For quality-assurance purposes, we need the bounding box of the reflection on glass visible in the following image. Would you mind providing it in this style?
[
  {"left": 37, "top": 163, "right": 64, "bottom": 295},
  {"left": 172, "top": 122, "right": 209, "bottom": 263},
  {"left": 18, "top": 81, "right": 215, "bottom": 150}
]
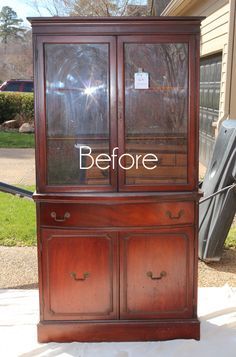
[
  {"left": 124, "top": 43, "right": 188, "bottom": 185},
  {"left": 45, "top": 43, "right": 109, "bottom": 186}
]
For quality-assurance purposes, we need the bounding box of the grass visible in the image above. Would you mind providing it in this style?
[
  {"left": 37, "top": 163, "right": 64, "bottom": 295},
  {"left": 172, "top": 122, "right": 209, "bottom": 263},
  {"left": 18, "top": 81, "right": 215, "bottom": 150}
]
[
  {"left": 0, "top": 185, "right": 36, "bottom": 246},
  {"left": 225, "top": 226, "right": 236, "bottom": 249},
  {"left": 0, "top": 131, "right": 35, "bottom": 148}
]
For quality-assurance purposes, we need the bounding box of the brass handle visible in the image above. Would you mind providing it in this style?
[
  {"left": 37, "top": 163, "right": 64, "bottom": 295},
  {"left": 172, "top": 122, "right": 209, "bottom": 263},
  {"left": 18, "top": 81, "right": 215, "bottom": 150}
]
[
  {"left": 50, "top": 211, "right": 70, "bottom": 222},
  {"left": 146, "top": 271, "right": 167, "bottom": 280},
  {"left": 70, "top": 272, "right": 90, "bottom": 281},
  {"left": 166, "top": 209, "right": 184, "bottom": 220}
]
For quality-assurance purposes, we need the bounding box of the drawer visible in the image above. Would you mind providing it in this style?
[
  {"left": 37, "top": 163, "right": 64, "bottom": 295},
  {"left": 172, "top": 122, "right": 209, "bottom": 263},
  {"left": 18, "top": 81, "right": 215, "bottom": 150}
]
[{"left": 40, "top": 201, "right": 194, "bottom": 227}]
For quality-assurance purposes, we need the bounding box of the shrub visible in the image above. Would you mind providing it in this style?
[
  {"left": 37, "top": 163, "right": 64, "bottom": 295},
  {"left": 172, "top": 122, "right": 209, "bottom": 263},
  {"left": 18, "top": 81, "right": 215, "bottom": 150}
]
[
  {"left": 21, "top": 93, "right": 34, "bottom": 122},
  {"left": 0, "top": 92, "right": 34, "bottom": 125}
]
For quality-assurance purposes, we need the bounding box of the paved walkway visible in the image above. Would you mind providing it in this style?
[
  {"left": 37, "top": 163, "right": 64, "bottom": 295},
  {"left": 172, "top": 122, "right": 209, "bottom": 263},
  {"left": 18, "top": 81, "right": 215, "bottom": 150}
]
[{"left": 0, "top": 148, "right": 35, "bottom": 185}]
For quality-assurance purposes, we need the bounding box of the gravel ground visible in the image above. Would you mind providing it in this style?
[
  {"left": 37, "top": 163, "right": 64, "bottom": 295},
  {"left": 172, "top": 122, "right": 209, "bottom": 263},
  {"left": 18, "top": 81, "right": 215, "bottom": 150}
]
[
  {"left": 198, "top": 248, "right": 236, "bottom": 286},
  {"left": 0, "top": 246, "right": 38, "bottom": 289},
  {"left": 0, "top": 246, "right": 235, "bottom": 288}
]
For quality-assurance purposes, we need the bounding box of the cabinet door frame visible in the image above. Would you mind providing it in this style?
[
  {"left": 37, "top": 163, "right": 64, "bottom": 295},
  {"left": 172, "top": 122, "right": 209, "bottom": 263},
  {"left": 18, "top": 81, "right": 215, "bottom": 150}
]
[
  {"left": 34, "top": 35, "right": 117, "bottom": 193},
  {"left": 119, "top": 227, "right": 195, "bottom": 319},
  {"left": 40, "top": 228, "right": 119, "bottom": 320},
  {"left": 117, "top": 34, "right": 199, "bottom": 192}
]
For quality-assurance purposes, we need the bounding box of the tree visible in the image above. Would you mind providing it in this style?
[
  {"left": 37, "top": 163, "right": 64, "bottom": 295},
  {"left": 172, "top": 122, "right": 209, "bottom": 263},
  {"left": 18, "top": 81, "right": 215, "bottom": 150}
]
[
  {"left": 71, "top": 0, "right": 147, "bottom": 16},
  {"left": 27, "top": 0, "right": 151, "bottom": 17},
  {"left": 0, "top": 6, "right": 26, "bottom": 45},
  {"left": 0, "top": 29, "right": 33, "bottom": 81},
  {"left": 26, "top": 0, "right": 71, "bottom": 16}
]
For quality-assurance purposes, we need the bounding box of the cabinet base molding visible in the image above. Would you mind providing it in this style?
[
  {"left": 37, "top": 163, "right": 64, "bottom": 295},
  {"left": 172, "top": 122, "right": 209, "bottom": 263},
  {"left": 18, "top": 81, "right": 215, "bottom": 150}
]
[{"left": 38, "top": 319, "right": 200, "bottom": 342}]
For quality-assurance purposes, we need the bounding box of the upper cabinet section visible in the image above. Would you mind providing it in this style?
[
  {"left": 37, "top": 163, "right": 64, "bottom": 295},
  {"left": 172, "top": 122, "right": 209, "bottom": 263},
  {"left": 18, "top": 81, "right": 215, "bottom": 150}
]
[{"left": 30, "top": 17, "right": 202, "bottom": 193}]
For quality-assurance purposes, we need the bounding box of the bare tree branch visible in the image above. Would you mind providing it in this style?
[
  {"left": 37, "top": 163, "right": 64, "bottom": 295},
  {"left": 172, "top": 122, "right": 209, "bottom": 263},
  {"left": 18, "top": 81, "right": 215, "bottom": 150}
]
[
  {"left": 102, "top": 0, "right": 111, "bottom": 16},
  {"left": 25, "top": 0, "right": 71, "bottom": 16},
  {"left": 26, "top": 0, "right": 150, "bottom": 17},
  {"left": 120, "top": 0, "right": 130, "bottom": 16}
]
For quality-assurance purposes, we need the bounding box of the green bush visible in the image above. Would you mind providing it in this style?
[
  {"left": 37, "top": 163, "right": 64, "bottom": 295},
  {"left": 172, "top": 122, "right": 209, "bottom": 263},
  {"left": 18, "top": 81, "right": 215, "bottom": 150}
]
[{"left": 0, "top": 92, "right": 34, "bottom": 124}]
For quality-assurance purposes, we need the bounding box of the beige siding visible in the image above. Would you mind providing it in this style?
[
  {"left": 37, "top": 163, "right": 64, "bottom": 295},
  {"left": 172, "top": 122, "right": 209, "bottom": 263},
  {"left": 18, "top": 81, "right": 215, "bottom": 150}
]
[
  {"left": 200, "top": 10, "right": 229, "bottom": 37},
  {"left": 228, "top": 3, "right": 236, "bottom": 119},
  {"left": 201, "top": 4, "right": 230, "bottom": 126},
  {"left": 177, "top": 1, "right": 230, "bottom": 123},
  {"left": 200, "top": 4, "right": 230, "bottom": 56},
  {"left": 219, "top": 43, "right": 228, "bottom": 119},
  {"left": 161, "top": 0, "right": 236, "bottom": 123}
]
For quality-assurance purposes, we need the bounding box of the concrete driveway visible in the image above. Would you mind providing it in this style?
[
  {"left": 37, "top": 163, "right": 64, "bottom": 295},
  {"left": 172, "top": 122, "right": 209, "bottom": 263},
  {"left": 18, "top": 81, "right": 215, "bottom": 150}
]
[{"left": 0, "top": 148, "right": 35, "bottom": 186}]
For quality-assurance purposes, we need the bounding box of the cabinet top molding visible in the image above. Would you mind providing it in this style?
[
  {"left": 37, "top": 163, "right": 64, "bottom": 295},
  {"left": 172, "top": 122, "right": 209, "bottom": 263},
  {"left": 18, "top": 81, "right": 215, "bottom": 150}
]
[
  {"left": 27, "top": 16, "right": 204, "bottom": 35},
  {"left": 27, "top": 16, "right": 204, "bottom": 23}
]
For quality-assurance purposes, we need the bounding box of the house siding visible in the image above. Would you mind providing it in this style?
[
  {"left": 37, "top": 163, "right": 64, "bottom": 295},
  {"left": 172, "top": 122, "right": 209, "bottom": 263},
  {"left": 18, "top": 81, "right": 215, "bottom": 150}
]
[
  {"left": 163, "top": 1, "right": 230, "bottom": 122},
  {"left": 200, "top": 4, "right": 230, "bottom": 120},
  {"left": 160, "top": 0, "right": 236, "bottom": 122}
]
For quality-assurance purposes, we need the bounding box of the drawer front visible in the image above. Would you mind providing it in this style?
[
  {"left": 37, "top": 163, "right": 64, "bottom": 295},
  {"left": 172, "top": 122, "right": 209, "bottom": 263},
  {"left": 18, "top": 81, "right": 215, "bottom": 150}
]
[
  {"left": 120, "top": 228, "right": 194, "bottom": 319},
  {"left": 40, "top": 201, "right": 194, "bottom": 228},
  {"left": 41, "top": 229, "right": 118, "bottom": 320}
]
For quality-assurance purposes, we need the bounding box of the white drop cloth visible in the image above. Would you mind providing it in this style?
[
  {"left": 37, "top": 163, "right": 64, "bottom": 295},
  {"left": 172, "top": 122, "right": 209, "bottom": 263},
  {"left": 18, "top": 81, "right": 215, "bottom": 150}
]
[{"left": 0, "top": 286, "right": 236, "bottom": 357}]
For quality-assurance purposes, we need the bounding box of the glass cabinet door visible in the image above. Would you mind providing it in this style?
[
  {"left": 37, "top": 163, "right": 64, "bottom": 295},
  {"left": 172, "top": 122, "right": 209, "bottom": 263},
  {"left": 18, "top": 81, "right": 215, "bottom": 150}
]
[
  {"left": 38, "top": 36, "right": 117, "bottom": 191},
  {"left": 118, "top": 36, "right": 196, "bottom": 191}
]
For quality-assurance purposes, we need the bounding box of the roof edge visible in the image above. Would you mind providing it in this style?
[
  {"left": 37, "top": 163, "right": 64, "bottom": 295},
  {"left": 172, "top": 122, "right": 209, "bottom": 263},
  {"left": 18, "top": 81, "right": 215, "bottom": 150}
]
[{"left": 161, "top": 0, "right": 199, "bottom": 16}]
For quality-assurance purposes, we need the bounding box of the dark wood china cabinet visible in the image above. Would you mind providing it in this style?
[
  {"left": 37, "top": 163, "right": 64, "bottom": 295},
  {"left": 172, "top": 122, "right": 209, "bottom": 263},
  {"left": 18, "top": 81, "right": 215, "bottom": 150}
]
[{"left": 29, "top": 16, "right": 203, "bottom": 342}]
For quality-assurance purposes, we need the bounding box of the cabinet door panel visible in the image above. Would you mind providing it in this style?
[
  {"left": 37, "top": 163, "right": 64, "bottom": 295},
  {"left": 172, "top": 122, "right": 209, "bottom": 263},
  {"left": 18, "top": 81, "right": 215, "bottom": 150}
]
[
  {"left": 41, "top": 229, "right": 118, "bottom": 320},
  {"left": 118, "top": 35, "right": 197, "bottom": 191},
  {"left": 36, "top": 36, "right": 117, "bottom": 192},
  {"left": 120, "top": 228, "right": 194, "bottom": 319}
]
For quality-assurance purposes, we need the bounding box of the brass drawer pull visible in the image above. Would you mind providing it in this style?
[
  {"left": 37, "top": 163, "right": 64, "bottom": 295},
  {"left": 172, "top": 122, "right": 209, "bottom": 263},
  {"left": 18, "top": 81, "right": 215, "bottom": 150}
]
[
  {"left": 50, "top": 211, "right": 70, "bottom": 222},
  {"left": 146, "top": 271, "right": 167, "bottom": 280},
  {"left": 166, "top": 209, "right": 184, "bottom": 220},
  {"left": 70, "top": 272, "right": 90, "bottom": 281}
]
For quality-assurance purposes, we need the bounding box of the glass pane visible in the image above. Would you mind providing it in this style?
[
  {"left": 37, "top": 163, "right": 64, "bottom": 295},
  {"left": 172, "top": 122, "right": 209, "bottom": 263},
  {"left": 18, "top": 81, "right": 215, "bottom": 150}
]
[
  {"left": 24, "top": 82, "right": 34, "bottom": 92},
  {"left": 45, "top": 43, "right": 110, "bottom": 186},
  {"left": 124, "top": 43, "right": 188, "bottom": 185},
  {"left": 5, "top": 83, "right": 21, "bottom": 91}
]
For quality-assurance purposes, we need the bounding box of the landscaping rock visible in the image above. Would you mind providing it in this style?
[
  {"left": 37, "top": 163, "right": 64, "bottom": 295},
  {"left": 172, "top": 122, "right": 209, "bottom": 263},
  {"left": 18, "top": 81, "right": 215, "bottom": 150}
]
[
  {"left": 19, "top": 122, "right": 35, "bottom": 133},
  {"left": 2, "top": 119, "right": 19, "bottom": 129}
]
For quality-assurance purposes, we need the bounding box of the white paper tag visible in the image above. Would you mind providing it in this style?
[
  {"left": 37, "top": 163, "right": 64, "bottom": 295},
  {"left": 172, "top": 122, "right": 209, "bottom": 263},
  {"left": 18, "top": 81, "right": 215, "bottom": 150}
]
[{"left": 134, "top": 72, "right": 149, "bottom": 89}]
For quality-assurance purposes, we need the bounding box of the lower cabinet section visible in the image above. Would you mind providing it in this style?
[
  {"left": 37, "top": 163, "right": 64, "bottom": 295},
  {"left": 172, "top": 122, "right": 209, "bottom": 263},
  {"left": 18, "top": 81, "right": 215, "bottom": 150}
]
[{"left": 40, "top": 227, "right": 195, "bottom": 325}]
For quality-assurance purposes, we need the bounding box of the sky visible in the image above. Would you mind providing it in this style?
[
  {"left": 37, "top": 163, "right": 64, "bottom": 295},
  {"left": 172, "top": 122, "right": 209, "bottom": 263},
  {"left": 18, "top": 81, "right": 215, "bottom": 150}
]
[
  {"left": 0, "top": 0, "right": 148, "bottom": 28},
  {"left": 0, "top": 0, "right": 50, "bottom": 27}
]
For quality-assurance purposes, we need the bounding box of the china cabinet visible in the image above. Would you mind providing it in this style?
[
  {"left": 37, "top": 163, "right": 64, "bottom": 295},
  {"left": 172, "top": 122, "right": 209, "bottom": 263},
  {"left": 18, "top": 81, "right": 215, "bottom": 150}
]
[{"left": 29, "top": 16, "right": 203, "bottom": 342}]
